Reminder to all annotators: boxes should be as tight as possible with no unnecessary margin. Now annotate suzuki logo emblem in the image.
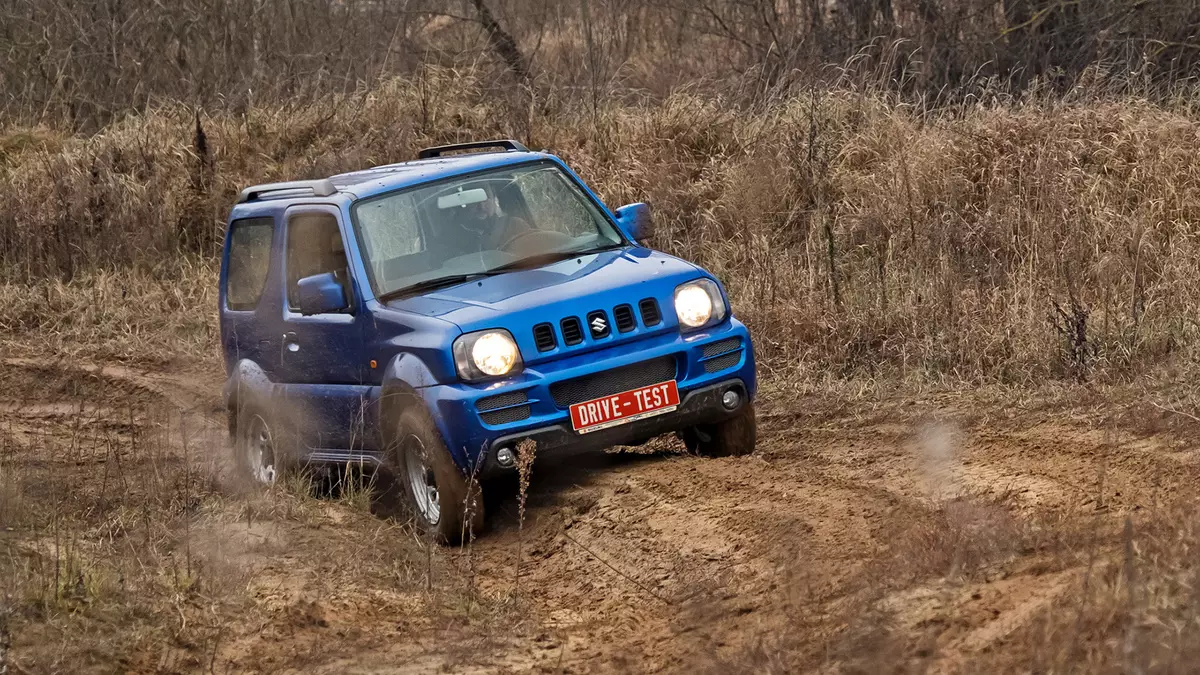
[587,310,611,338]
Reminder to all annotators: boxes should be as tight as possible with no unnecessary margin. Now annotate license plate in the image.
[569,380,680,434]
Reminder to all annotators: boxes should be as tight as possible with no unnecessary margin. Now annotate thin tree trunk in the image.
[471,0,530,81]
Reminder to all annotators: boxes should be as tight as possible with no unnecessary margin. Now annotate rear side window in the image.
[225,217,274,310]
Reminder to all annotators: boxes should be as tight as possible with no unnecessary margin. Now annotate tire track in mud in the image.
[2,357,223,414]
[466,400,1200,672]
[0,357,228,472]
[467,430,929,670]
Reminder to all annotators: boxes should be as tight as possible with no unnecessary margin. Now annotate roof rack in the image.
[417,139,529,160]
[236,179,338,204]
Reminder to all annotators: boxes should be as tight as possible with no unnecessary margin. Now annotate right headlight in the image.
[452,329,524,381]
[674,278,727,330]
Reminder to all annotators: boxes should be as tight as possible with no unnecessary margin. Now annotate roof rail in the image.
[236,179,338,204]
[417,139,530,160]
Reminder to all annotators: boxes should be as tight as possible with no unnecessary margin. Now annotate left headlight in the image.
[674,278,728,330]
[453,329,524,381]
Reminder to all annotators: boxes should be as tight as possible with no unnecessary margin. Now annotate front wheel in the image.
[682,402,757,457]
[394,406,484,544]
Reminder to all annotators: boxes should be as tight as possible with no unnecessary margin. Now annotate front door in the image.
[275,204,371,452]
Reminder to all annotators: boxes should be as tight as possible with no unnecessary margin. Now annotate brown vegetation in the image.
[8,2,1200,672]
[6,68,1200,387]
[7,0,1200,130]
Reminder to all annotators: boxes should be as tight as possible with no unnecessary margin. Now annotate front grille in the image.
[702,337,742,358]
[549,356,677,408]
[639,298,662,326]
[533,323,557,352]
[614,304,636,332]
[477,390,528,411]
[481,405,531,425]
[561,317,583,345]
[704,352,742,373]
[540,298,659,352]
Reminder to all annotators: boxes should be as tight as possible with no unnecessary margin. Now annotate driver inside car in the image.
[448,184,534,253]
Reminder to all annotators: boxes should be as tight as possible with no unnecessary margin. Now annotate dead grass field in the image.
[8,72,1200,385]
[7,74,1200,672]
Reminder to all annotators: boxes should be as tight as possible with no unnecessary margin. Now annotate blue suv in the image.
[220,140,757,542]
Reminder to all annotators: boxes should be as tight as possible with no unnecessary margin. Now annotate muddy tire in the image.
[394,406,484,545]
[234,405,281,485]
[682,402,757,457]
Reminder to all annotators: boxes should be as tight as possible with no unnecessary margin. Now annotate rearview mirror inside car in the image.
[297,272,349,315]
[615,202,652,244]
[437,188,489,210]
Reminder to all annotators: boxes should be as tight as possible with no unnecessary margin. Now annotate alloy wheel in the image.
[244,414,277,485]
[404,436,440,525]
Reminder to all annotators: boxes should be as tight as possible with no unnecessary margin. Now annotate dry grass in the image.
[0,261,216,365]
[5,70,1200,386]
[963,499,1200,673]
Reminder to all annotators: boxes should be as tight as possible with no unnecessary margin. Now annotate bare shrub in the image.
[9,1,1200,131]
[514,438,537,596]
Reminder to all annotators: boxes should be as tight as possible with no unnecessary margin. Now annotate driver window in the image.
[518,169,598,237]
[356,191,425,284]
[357,191,424,259]
[286,213,350,312]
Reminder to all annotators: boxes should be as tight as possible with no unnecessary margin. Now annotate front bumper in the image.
[419,318,757,471]
[480,378,748,476]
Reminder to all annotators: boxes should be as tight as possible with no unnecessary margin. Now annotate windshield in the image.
[352,162,625,299]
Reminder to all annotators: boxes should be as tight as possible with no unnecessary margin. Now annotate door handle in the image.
[283,332,300,354]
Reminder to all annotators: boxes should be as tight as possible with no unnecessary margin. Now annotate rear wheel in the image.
[682,402,757,457]
[235,406,280,485]
[394,406,484,544]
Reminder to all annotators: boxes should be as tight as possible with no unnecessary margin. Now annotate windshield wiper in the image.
[488,245,626,275]
[377,273,492,303]
[377,245,627,302]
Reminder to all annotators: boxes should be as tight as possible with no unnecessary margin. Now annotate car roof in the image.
[331,150,549,198]
[231,150,552,219]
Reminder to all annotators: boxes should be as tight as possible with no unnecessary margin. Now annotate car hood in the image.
[385,247,703,357]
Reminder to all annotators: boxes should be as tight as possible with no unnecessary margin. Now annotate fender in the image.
[223,359,274,435]
[378,352,466,467]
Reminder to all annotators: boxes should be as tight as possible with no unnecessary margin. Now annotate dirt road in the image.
[3,360,1195,673]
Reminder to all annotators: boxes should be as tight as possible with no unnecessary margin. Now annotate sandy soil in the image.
[3,358,1195,673]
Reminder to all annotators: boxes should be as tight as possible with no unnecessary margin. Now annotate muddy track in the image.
[463,395,1196,672]
[5,359,1196,672]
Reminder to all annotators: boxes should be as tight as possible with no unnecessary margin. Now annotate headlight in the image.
[674,278,727,330]
[453,329,523,381]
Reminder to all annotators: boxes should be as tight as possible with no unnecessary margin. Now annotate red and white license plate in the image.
[569,380,680,434]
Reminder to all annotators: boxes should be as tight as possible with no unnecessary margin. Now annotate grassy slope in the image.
[4,73,1200,388]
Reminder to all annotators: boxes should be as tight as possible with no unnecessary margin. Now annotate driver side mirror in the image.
[297,272,349,316]
[614,202,653,244]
